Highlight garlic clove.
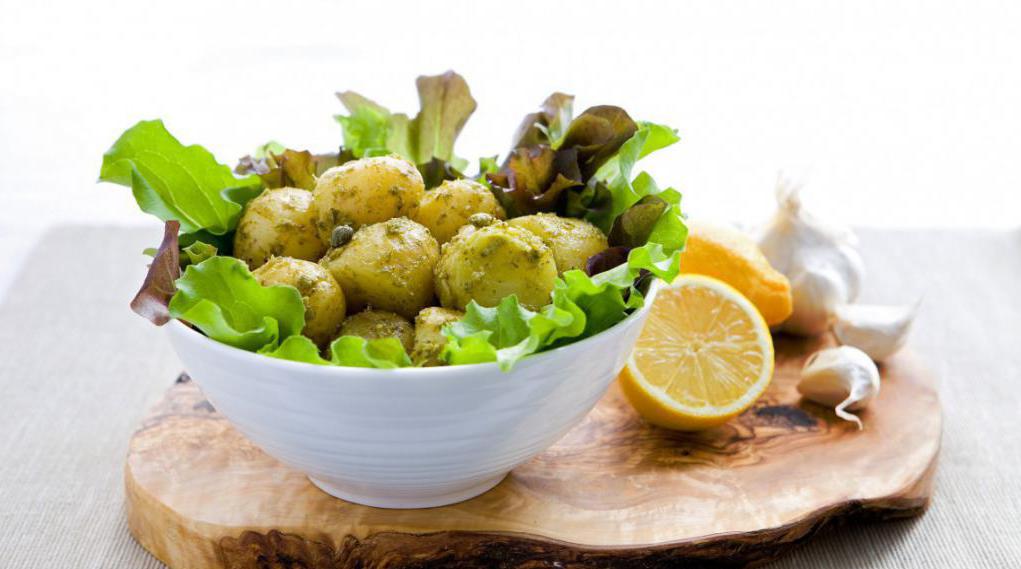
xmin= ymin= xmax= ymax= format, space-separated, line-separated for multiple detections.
xmin=834 ymin=302 xmax=918 ymax=361
xmin=780 ymin=266 xmax=846 ymax=336
xmin=798 ymin=346 xmax=880 ymax=430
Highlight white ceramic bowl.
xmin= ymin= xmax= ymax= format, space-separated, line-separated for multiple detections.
xmin=165 ymin=285 xmax=657 ymax=509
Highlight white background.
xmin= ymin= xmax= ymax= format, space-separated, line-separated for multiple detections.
xmin=1 ymin=0 xmax=1019 ymax=297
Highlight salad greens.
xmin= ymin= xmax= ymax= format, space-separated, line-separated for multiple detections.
xmin=107 ymin=72 xmax=688 ymax=371
xmin=441 ymin=240 xmax=681 ymax=371
xmin=335 ymin=71 xmax=476 ymax=175
xmin=168 ymin=256 xmax=306 ymax=351
xmin=99 ymin=120 xmax=261 ymax=236
xmin=261 ymin=335 xmax=412 ymax=368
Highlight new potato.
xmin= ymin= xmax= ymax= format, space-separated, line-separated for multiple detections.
xmin=320 ymin=217 xmax=440 ymax=319
xmin=411 ymin=179 xmax=506 ymax=243
xmin=507 ymin=213 xmax=607 ymax=274
xmin=234 ymin=187 xmax=326 ymax=270
xmin=252 ymin=257 xmax=346 ymax=347
xmin=434 ymin=221 xmax=557 ymax=310
xmin=339 ymin=309 xmax=415 ymax=353
xmin=411 ymin=307 xmax=463 ymax=366
xmin=313 ymin=155 xmax=424 ymax=241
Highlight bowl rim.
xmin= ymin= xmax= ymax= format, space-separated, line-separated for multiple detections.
xmin=167 ymin=280 xmax=661 ymax=379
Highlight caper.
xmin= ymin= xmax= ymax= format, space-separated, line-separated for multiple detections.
xmin=330 ymin=225 xmax=354 ymax=248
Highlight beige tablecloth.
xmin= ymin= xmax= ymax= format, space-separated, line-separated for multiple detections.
xmin=1 ymin=226 xmax=1019 ymax=568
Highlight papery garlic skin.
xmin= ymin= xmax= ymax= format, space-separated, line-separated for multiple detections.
xmin=758 ymin=178 xmax=866 ymax=335
xmin=834 ymin=303 xmax=917 ymax=361
xmin=798 ymin=346 xmax=880 ymax=430
xmin=783 ymin=266 xmax=847 ymax=336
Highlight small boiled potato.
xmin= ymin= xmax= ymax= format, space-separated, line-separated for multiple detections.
xmin=253 ymin=257 xmax=346 ymax=347
xmin=320 ymin=217 xmax=440 ymax=319
xmin=507 ymin=213 xmax=608 ymax=274
xmin=234 ymin=187 xmax=326 ymax=270
xmin=434 ymin=221 xmax=557 ymax=311
xmin=411 ymin=179 xmax=506 ymax=244
xmin=338 ymin=309 xmax=414 ymax=353
xmin=313 ymin=155 xmax=425 ymax=241
xmin=411 ymin=307 xmax=463 ymax=366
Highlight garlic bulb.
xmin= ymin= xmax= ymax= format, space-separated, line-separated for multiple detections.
xmin=834 ymin=303 xmax=917 ymax=361
xmin=758 ymin=178 xmax=866 ymax=335
xmin=798 ymin=346 xmax=880 ymax=430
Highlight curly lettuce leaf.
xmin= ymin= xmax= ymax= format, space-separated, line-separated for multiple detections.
xmin=259 ymin=335 xmax=332 ymax=365
xmin=608 ymin=175 xmax=687 ymax=253
xmin=335 ymin=92 xmax=392 ymax=158
xmin=180 ymin=241 xmax=217 ymax=267
xmin=168 ymin=256 xmax=305 ymax=351
xmin=328 ymin=336 xmax=413 ymax=368
xmin=99 ymin=120 xmax=261 ymax=235
xmin=441 ymin=237 xmax=684 ymax=371
xmin=258 ymin=329 xmax=414 ymax=368
xmin=130 ymin=221 xmax=181 ymax=325
xmin=442 ymin=294 xmax=583 ymax=371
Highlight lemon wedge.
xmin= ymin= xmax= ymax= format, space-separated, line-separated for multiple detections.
xmin=621 ymin=274 xmax=775 ymax=430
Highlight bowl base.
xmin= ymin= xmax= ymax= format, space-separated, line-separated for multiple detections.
xmin=308 ymin=473 xmax=507 ymax=509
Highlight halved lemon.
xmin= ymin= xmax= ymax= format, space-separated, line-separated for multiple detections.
xmin=620 ymin=274 xmax=775 ymax=430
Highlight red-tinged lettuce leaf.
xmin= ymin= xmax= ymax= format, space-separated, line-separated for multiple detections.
xmin=236 ymin=148 xmax=351 ymax=191
xmin=418 ymin=157 xmax=465 ymax=190
xmin=488 ymin=146 xmax=583 ymax=215
xmin=489 ymin=105 xmax=637 ymax=217
xmin=558 ymin=106 xmax=638 ymax=180
xmin=585 ymin=246 xmax=631 ymax=277
xmin=609 ymin=194 xmax=668 ymax=248
xmin=511 ymin=92 xmax=575 ymax=148
xmin=130 ymin=220 xmax=180 ymax=325
xmin=168 ymin=256 xmax=305 ymax=351
xmin=99 ymin=120 xmax=261 ymax=235
xmin=590 ymin=122 xmax=680 ymax=227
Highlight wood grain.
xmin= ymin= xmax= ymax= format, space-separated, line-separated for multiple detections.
xmin=125 ymin=334 xmax=941 ymax=568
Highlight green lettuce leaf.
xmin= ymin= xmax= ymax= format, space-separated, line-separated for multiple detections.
xmin=608 ymin=174 xmax=687 ymax=253
xmin=333 ymin=71 xmax=477 ymax=184
xmin=259 ymin=335 xmax=332 ymax=365
xmin=258 ymin=329 xmax=414 ymax=368
xmin=335 ymin=92 xmax=392 ymax=158
xmin=588 ymin=122 xmax=680 ymax=230
xmin=168 ymin=256 xmax=305 ymax=351
xmin=99 ymin=120 xmax=261 ymax=235
xmin=442 ymin=295 xmax=582 ymax=371
xmin=180 ymin=241 xmax=217 ymax=267
xmin=328 ymin=336 xmax=413 ymax=368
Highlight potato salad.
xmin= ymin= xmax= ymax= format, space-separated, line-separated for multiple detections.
xmin=100 ymin=72 xmax=688 ymax=370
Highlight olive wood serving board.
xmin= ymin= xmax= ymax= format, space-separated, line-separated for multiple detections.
xmin=125 ymin=334 xmax=940 ymax=568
